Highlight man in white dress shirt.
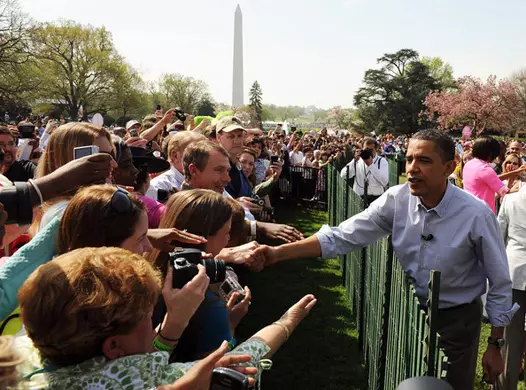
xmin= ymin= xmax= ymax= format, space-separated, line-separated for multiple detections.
xmin=146 ymin=131 xmax=206 ymax=200
xmin=340 ymin=137 xmax=389 ymax=204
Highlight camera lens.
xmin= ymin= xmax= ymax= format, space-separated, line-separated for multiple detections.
xmin=202 ymin=258 xmax=226 ymax=283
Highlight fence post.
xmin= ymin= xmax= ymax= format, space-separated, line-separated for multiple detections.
xmin=341 ymin=166 xmax=350 ymax=284
xmin=332 ymin=166 xmax=337 ymax=226
xmin=378 ymin=237 xmax=394 ymax=390
xmin=359 ymin=245 xmax=367 ymax=352
xmin=426 ymin=270 xmax=441 ymax=377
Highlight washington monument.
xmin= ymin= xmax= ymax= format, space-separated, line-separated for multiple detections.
xmin=232 ymin=4 xmax=244 ymax=107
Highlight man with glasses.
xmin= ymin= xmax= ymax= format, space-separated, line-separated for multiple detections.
xmin=0 ymin=126 xmax=36 ymax=182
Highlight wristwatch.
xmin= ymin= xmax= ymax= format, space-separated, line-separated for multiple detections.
xmin=487 ymin=336 xmax=505 ymax=348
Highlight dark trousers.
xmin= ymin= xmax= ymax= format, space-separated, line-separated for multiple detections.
xmin=438 ymin=299 xmax=482 ymax=390
xmin=497 ymin=289 xmax=526 ymax=389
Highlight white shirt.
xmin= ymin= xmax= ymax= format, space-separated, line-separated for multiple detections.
xmin=340 ymin=155 xmax=389 ymax=196
xmin=146 ymin=166 xmax=184 ymax=201
xmin=498 ymin=186 xmax=526 ymax=290
xmin=289 ymin=151 xmax=304 ymax=167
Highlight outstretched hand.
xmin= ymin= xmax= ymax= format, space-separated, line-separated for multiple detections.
xmin=147 ymin=228 xmax=207 ymax=252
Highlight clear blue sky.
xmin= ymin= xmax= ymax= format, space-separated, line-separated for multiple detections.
xmin=20 ymin=0 xmax=526 ymax=108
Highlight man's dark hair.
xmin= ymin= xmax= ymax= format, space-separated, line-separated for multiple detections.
xmin=411 ymin=129 xmax=455 ymax=162
xmin=471 ymin=136 xmax=501 ymax=162
xmin=183 ymin=140 xmax=229 ymax=181
xmin=248 ymin=137 xmax=265 ymax=149
xmin=363 ymin=137 xmax=377 ymax=147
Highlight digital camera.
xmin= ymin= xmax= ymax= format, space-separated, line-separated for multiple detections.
xmin=169 ymin=248 xmax=226 ymax=289
xmin=250 ymin=195 xmax=265 ymax=207
xmin=173 ymin=108 xmax=187 ymax=122
xmin=219 ymin=267 xmax=246 ymax=305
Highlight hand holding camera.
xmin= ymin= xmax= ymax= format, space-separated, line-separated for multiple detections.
xmin=162 ymin=262 xmax=210 ymax=331
xmin=158 ymin=341 xmax=256 ymax=390
xmin=226 ymin=285 xmax=251 ymax=333
xmin=359 ymin=149 xmax=374 ymax=166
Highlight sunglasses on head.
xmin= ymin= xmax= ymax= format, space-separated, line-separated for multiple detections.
xmin=110 ymin=187 xmax=133 ymax=214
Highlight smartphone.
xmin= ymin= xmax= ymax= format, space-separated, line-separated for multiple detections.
xmin=74 ymin=145 xmax=99 ymax=159
xmin=270 ymin=155 xmax=279 ymax=164
xmin=210 ymin=368 xmax=249 ymax=390
xmin=129 ymin=128 xmax=139 ymax=137
xmin=156 ymin=104 xmax=161 ymax=111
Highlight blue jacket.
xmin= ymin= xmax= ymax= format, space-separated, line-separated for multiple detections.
xmin=0 ymin=216 xmax=60 ymax=319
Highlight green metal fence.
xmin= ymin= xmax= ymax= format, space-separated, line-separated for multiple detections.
xmin=327 ymin=164 xmax=448 ymax=390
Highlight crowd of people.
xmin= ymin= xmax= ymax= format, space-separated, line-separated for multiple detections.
xmin=1 ymin=108 xmax=526 ymax=390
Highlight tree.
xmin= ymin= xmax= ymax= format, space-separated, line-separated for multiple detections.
xmin=328 ymin=106 xmax=355 ymax=129
xmin=196 ymin=96 xmax=216 ymax=117
xmin=107 ymin=64 xmax=150 ymax=120
xmin=31 ymin=21 xmax=128 ymax=120
xmin=419 ymin=57 xmax=456 ymax=90
xmin=509 ymin=69 xmax=526 ymax=136
xmin=424 ymin=75 xmax=520 ymax=135
xmin=157 ymin=73 xmax=210 ymax=114
xmin=354 ymin=49 xmax=439 ymax=135
xmin=0 ymin=0 xmax=38 ymax=106
xmin=249 ymin=80 xmax=263 ymax=126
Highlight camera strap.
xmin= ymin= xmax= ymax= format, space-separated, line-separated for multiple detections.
xmin=255 ymin=359 xmax=273 ymax=390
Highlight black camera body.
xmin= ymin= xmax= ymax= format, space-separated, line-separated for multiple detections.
xmin=174 ymin=108 xmax=186 ymax=122
xmin=250 ymin=195 xmax=265 ymax=207
xmin=359 ymin=149 xmax=373 ymax=161
xmin=17 ymin=124 xmax=35 ymax=139
xmin=169 ymin=248 xmax=227 ymax=289
xmin=210 ymin=367 xmax=249 ymax=390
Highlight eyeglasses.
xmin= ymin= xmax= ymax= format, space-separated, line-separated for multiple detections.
xmin=110 ymin=187 xmax=133 ymax=214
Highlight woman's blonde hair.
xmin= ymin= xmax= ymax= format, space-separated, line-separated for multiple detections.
xmin=18 ymin=247 xmax=161 ymax=366
xmin=36 ymin=122 xmax=112 ymax=178
xmin=148 ymin=189 xmax=232 ymax=275
xmin=57 ymin=185 xmax=145 ymax=254
xmin=503 ymin=153 xmax=522 ymax=172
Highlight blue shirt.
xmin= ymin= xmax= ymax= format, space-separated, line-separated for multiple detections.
xmin=316 ymin=182 xmax=517 ymax=327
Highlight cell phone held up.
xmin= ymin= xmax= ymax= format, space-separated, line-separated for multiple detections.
xmin=210 ymin=367 xmax=249 ymax=390
xmin=73 ymin=145 xmax=99 ymax=160
xmin=270 ymin=155 xmax=279 ymax=164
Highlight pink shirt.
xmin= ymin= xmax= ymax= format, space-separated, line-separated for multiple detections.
xmin=136 ymin=194 xmax=167 ymax=228
xmin=463 ymin=158 xmax=508 ymax=213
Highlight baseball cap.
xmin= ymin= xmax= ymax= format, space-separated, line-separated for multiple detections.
xmin=216 ymin=116 xmax=245 ymax=133
xmin=126 ymin=120 xmax=140 ymax=130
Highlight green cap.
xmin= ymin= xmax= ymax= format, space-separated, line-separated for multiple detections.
xmin=216 ymin=116 xmax=245 ymax=133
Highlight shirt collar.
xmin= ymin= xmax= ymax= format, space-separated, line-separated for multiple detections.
xmin=414 ymin=181 xmax=454 ymax=218
xmin=171 ymin=165 xmax=184 ymax=180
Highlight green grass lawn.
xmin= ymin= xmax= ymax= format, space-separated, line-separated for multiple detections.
xmin=235 ymin=204 xmax=366 ymax=390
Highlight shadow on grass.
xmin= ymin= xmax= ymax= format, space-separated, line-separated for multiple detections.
xmin=235 ymin=205 xmax=366 ymax=390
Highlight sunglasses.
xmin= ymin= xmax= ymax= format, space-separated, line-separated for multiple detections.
xmin=110 ymin=187 xmax=133 ymax=214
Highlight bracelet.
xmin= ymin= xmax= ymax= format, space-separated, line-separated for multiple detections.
xmin=157 ymin=328 xmax=181 ymax=343
xmin=272 ymin=321 xmax=290 ymax=340
xmin=28 ymin=179 xmax=44 ymax=205
xmin=152 ymin=337 xmax=176 ymax=352
xmin=250 ymin=220 xmax=257 ymax=237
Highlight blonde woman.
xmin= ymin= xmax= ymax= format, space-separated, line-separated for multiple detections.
xmin=35 ymin=122 xmax=117 ymax=230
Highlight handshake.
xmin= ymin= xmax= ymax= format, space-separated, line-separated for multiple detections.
xmin=217 ymin=241 xmax=289 ymax=272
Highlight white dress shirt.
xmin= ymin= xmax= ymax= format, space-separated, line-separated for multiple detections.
xmin=340 ymin=155 xmax=389 ymax=196
xmin=498 ymin=186 xmax=526 ymax=290
xmin=316 ymin=182 xmax=517 ymax=327
xmin=145 ymin=165 xmax=184 ymax=201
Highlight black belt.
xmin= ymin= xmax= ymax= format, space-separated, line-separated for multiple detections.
xmin=420 ymin=299 xmax=478 ymax=313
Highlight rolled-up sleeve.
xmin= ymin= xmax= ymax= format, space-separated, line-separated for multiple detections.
xmin=315 ymin=191 xmax=394 ymax=259
xmin=476 ymin=213 xmax=518 ymax=327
